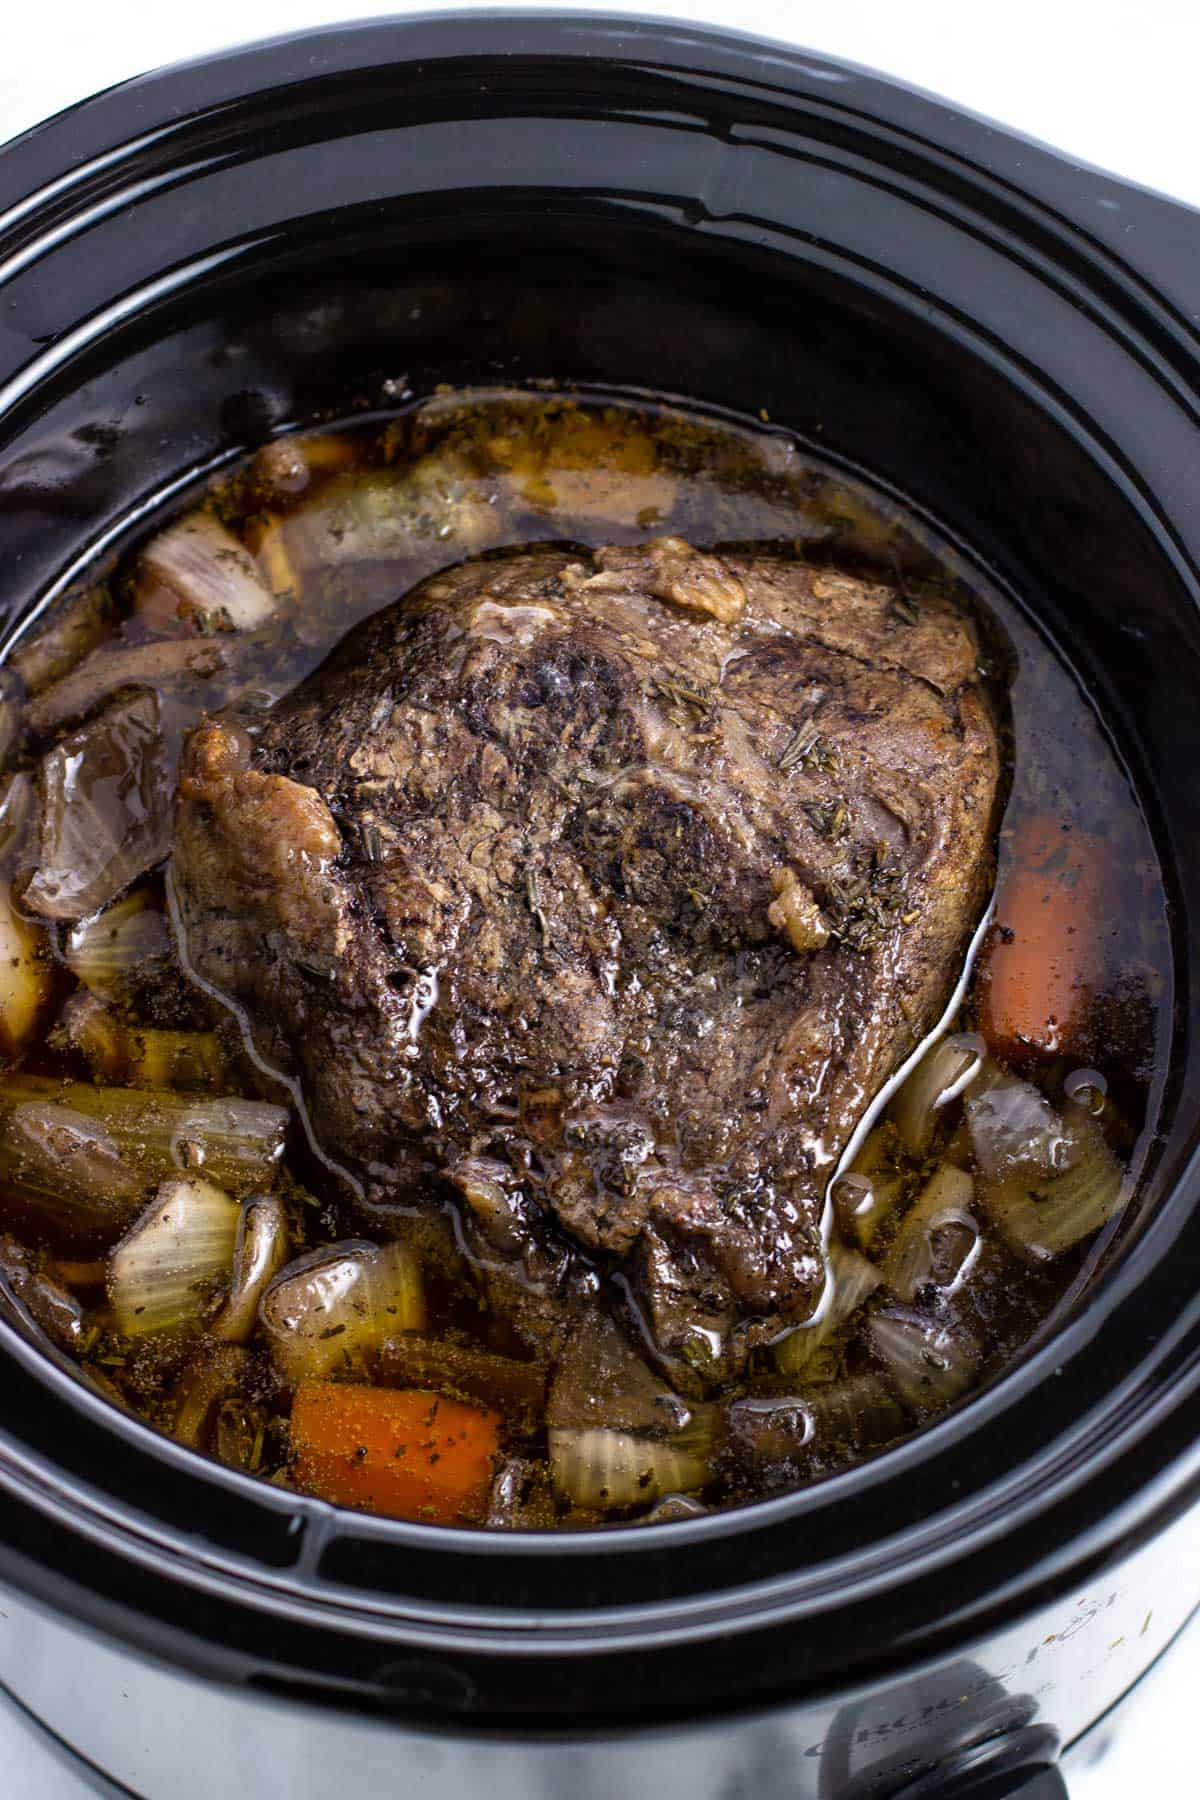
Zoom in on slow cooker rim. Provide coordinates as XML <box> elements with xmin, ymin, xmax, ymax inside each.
<box><xmin>4</xmin><ymin>9</ymin><xmax>1199</xmax><ymax>366</ymax></box>
<box><xmin>0</xmin><ymin>13</ymin><xmax>1195</xmax><ymax>1672</ymax></box>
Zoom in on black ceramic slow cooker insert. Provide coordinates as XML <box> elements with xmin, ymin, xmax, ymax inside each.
<box><xmin>0</xmin><ymin>16</ymin><xmax>1197</xmax><ymax>1798</ymax></box>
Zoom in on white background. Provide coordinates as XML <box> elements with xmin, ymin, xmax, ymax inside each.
<box><xmin>0</xmin><ymin>3</ymin><xmax>1196</xmax><ymax>1795</ymax></box>
<box><xmin>2</xmin><ymin>0</ymin><xmax>1200</xmax><ymax>207</ymax></box>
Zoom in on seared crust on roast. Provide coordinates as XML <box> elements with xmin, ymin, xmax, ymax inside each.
<box><xmin>173</xmin><ymin>540</ymin><xmax>1001</xmax><ymax>1380</ymax></box>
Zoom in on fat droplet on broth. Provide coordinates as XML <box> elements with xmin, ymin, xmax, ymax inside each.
<box><xmin>1065</xmin><ymin>1068</ymin><xmax>1108</xmax><ymax>1114</ymax></box>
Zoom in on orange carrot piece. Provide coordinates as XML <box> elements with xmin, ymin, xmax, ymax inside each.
<box><xmin>976</xmin><ymin>815</ymin><xmax>1106</xmax><ymax>1062</ymax></box>
<box><xmin>290</xmin><ymin>1381</ymin><xmax>501</xmax><ymax>1524</ymax></box>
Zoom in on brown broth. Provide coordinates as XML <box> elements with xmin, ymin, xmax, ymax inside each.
<box><xmin>0</xmin><ymin>388</ymin><xmax>1173</xmax><ymax>1528</ymax></box>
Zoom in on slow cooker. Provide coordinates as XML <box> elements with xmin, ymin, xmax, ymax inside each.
<box><xmin>0</xmin><ymin>15</ymin><xmax>1197</xmax><ymax>1797</ymax></box>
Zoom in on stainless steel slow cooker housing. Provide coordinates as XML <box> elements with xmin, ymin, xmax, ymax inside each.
<box><xmin>0</xmin><ymin>16</ymin><xmax>1197</xmax><ymax>1797</ymax></box>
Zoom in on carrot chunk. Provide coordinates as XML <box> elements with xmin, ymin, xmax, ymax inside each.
<box><xmin>976</xmin><ymin>815</ymin><xmax>1105</xmax><ymax>1062</ymax></box>
<box><xmin>290</xmin><ymin>1381</ymin><xmax>501</xmax><ymax>1524</ymax></box>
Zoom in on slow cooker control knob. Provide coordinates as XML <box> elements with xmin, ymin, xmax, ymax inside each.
<box><xmin>889</xmin><ymin>1723</ymin><xmax>1067</xmax><ymax>1799</ymax></box>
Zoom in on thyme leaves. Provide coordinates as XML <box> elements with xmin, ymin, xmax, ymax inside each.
<box><xmin>826</xmin><ymin>860</ymin><xmax>912</xmax><ymax>952</ymax></box>
<box><xmin>779</xmin><ymin>716</ymin><xmax>837</xmax><ymax>775</ymax></box>
<box><xmin>803</xmin><ymin>799</ymin><xmax>852</xmax><ymax>841</ymax></box>
<box><xmin>652</xmin><ymin>676</ymin><xmax>710</xmax><ymax>715</ymax></box>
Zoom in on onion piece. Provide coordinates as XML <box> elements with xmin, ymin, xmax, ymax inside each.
<box><xmin>976</xmin><ymin>1110</ymin><xmax>1124</xmax><ymax>1261</ymax></box>
<box><xmin>138</xmin><ymin>511</ymin><xmax>278</xmax><ymax>632</ymax></box>
<box><xmin>774</xmin><ymin>1241</ymin><xmax>881</xmax><ymax>1379</ymax></box>
<box><xmin>548</xmin><ymin>1422</ymin><xmax>712</xmax><ymax>1511</ymax></box>
<box><xmin>546</xmin><ymin>1313</ymin><xmax>715</xmax><ymax>1511</ymax></box>
<box><xmin>260</xmin><ymin>1239</ymin><xmax>426</xmax><ymax>1383</ymax></box>
<box><xmin>210</xmin><ymin>1193</ymin><xmax>288</xmax><ymax>1343</ymax></box>
<box><xmin>24</xmin><ymin>690</ymin><xmax>172</xmax><ymax>921</ymax></box>
<box><xmin>889</xmin><ymin>1031</ymin><xmax>987</xmax><ymax>1155</ymax></box>
<box><xmin>0</xmin><ymin>1100</ymin><xmax>143</xmax><ymax>1234</ymax></box>
<box><xmin>0</xmin><ymin>1235</ymin><xmax>87</xmax><ymax>1351</ymax></box>
<box><xmin>804</xmin><ymin>1372</ymin><xmax>908</xmax><ymax>1459</ymax></box>
<box><xmin>868</xmin><ymin>1308</ymin><xmax>979</xmax><ymax>1413</ymax></box>
<box><xmin>108</xmin><ymin>1176</ymin><xmax>241</xmax><ymax>1336</ymax></box>
<box><xmin>58</xmin><ymin>997</ymin><xmax>227</xmax><ymax>1091</ymax></box>
<box><xmin>730</xmin><ymin>1373</ymin><xmax>906</xmax><ymax>1476</ymax></box>
<box><xmin>63</xmin><ymin>886</ymin><xmax>177</xmax><ymax>1008</ymax></box>
<box><xmin>129</xmin><ymin>1029</ymin><xmax>227</xmax><ymax>1091</ymax></box>
<box><xmin>0</xmin><ymin>770</ymin><xmax>34</xmax><ymax>872</ymax></box>
<box><xmin>727</xmin><ymin>1394</ymin><xmax>813</xmax><ymax>1472</ymax></box>
<box><xmin>269</xmin><ymin>458</ymin><xmax>500</xmax><ymax>578</ymax></box>
<box><xmin>0</xmin><ymin>880</ymin><xmax>50</xmax><ymax>1059</ymax></box>
<box><xmin>157</xmin><ymin>1095</ymin><xmax>290</xmax><ymax>1193</ymax></box>
<box><xmin>882</xmin><ymin>1165</ymin><xmax>980</xmax><ymax>1302</ymax></box>
<box><xmin>966</xmin><ymin>1074</ymin><xmax>1126</xmax><ymax>1259</ymax></box>
<box><xmin>965</xmin><ymin>1078</ymin><xmax>1065</xmax><ymax>1182</ymax></box>
<box><xmin>0</xmin><ymin>1076</ymin><xmax>288</xmax><ymax>1196</ymax></box>
<box><xmin>838</xmin><ymin>1126</ymin><xmax>907</xmax><ymax>1251</ymax></box>
<box><xmin>172</xmin><ymin>1343</ymin><xmax>249</xmax><ymax>1447</ymax></box>
<box><xmin>52</xmin><ymin>991</ymin><xmax>126</xmax><ymax>1080</ymax></box>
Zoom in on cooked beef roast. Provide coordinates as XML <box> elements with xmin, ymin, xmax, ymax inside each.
<box><xmin>172</xmin><ymin>539</ymin><xmax>1002</xmax><ymax>1381</ymax></box>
